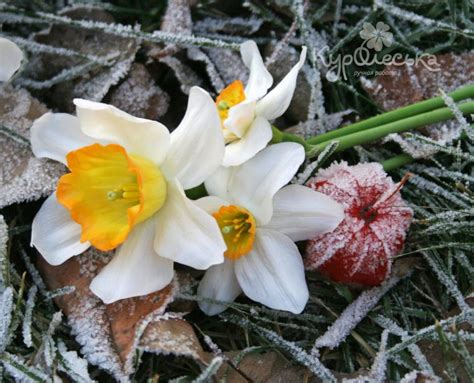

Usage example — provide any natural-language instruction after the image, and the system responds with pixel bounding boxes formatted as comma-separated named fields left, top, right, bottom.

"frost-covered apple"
left=305, top=161, right=413, bottom=286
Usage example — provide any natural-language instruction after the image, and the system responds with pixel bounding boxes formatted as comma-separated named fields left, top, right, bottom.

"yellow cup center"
left=212, top=205, right=256, bottom=260
left=56, top=143, right=167, bottom=251
left=215, top=80, right=246, bottom=143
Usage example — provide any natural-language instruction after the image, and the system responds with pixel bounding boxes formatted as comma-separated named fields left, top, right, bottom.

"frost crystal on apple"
left=305, top=161, right=413, bottom=286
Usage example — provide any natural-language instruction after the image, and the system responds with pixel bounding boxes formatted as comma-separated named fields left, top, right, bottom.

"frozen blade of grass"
left=4, top=35, right=110, bottom=64
left=329, top=13, right=372, bottom=54
left=313, top=274, right=403, bottom=351
left=16, top=61, right=100, bottom=89
left=44, top=286, right=76, bottom=300
left=194, top=16, right=263, bottom=35
left=421, top=251, right=469, bottom=312
left=22, top=285, right=37, bottom=348
left=387, top=310, right=474, bottom=356
left=440, top=89, right=474, bottom=141
left=374, top=0, right=472, bottom=36
left=19, top=247, right=47, bottom=296
left=223, top=314, right=336, bottom=382
left=369, top=331, right=390, bottom=382
left=292, top=141, right=339, bottom=184
left=0, top=287, right=14, bottom=353
left=344, top=331, right=390, bottom=382
left=374, top=316, right=435, bottom=375
left=0, top=10, right=239, bottom=50
left=1, top=352, right=50, bottom=382
left=404, top=133, right=473, bottom=161
left=57, top=341, right=94, bottom=383
left=408, top=176, right=471, bottom=208
left=332, top=0, right=343, bottom=38
left=191, top=356, right=223, bottom=383
left=0, top=125, right=30, bottom=147
left=0, top=215, right=8, bottom=289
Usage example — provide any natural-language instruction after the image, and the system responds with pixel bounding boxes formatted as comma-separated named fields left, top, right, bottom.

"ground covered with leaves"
left=0, top=0, right=473, bottom=382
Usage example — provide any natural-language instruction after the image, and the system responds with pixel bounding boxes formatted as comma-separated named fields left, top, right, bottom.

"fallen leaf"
left=37, top=250, right=205, bottom=381
left=24, top=7, right=139, bottom=112
left=0, top=85, right=64, bottom=208
left=148, top=0, right=193, bottom=59
left=362, top=52, right=474, bottom=158
left=362, top=52, right=474, bottom=112
left=217, top=350, right=364, bottom=383
left=108, top=63, right=170, bottom=121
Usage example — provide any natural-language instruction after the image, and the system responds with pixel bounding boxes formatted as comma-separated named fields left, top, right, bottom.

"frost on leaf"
left=194, top=16, right=263, bottom=35
left=147, top=0, right=192, bottom=59
left=0, top=215, right=8, bottom=290
left=36, top=250, right=205, bottom=380
left=159, top=55, right=204, bottom=94
left=23, top=7, right=139, bottom=111
left=361, top=52, right=474, bottom=158
left=0, top=86, right=64, bottom=208
left=202, top=48, right=249, bottom=89
left=108, top=63, right=170, bottom=120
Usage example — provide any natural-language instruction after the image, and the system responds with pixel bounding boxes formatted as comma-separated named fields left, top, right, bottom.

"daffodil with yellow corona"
left=216, top=41, right=307, bottom=166
left=30, top=87, right=227, bottom=303
left=0, top=37, right=23, bottom=82
left=197, top=143, right=345, bottom=315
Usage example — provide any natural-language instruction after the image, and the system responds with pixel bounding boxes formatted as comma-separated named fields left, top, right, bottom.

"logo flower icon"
left=359, top=21, right=393, bottom=51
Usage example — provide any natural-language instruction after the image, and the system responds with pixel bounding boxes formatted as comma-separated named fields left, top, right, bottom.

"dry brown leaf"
left=417, top=297, right=474, bottom=383
left=362, top=52, right=474, bottom=158
left=108, top=63, right=170, bottom=120
left=148, top=0, right=193, bottom=59
left=0, top=85, right=64, bottom=208
left=217, top=351, right=363, bottom=383
left=37, top=250, right=205, bottom=381
left=362, top=52, right=474, bottom=112
left=25, top=7, right=139, bottom=112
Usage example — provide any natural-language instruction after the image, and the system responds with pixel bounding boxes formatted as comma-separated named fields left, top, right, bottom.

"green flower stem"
left=185, top=183, right=207, bottom=200
left=311, top=101, right=474, bottom=154
left=270, top=126, right=313, bottom=152
left=306, top=83, right=474, bottom=145
left=382, top=154, right=414, bottom=171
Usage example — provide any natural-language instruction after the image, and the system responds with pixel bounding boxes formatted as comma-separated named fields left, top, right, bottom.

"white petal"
left=264, top=184, right=344, bottom=241
left=30, top=113, right=98, bottom=165
left=74, top=99, right=170, bottom=164
left=224, top=100, right=256, bottom=139
left=222, top=116, right=272, bottom=167
left=197, top=259, right=242, bottom=316
left=31, top=194, right=89, bottom=265
left=230, top=142, right=305, bottom=225
left=163, top=87, right=224, bottom=189
left=154, top=180, right=226, bottom=269
left=204, top=166, right=235, bottom=202
left=235, top=228, right=308, bottom=313
left=255, top=46, right=307, bottom=120
left=194, top=196, right=229, bottom=214
left=240, top=41, right=273, bottom=101
left=90, top=219, right=174, bottom=304
left=0, top=38, right=23, bottom=82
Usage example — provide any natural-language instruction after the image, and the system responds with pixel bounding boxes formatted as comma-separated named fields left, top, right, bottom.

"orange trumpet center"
left=56, top=144, right=167, bottom=251
left=212, top=205, right=256, bottom=260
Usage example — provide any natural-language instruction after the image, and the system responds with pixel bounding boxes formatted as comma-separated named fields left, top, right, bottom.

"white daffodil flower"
left=196, top=143, right=345, bottom=315
left=30, top=87, right=227, bottom=304
left=215, top=41, right=307, bottom=167
left=0, top=37, right=23, bottom=82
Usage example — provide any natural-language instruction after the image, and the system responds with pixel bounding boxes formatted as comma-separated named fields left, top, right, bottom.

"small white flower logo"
left=359, top=22, right=393, bottom=52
